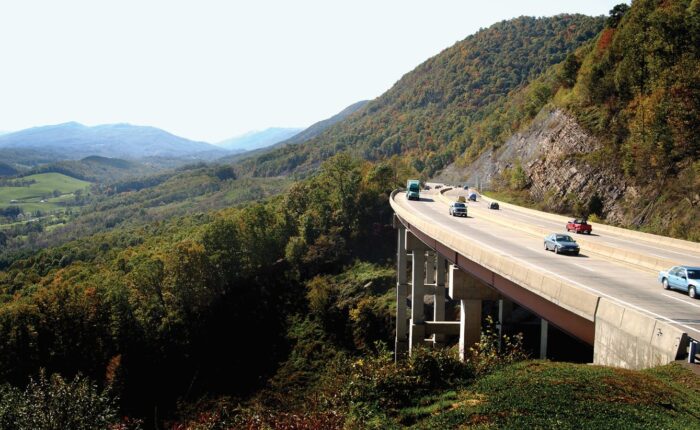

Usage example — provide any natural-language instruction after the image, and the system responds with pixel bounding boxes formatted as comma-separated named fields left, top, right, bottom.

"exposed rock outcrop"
left=434, top=108, right=631, bottom=223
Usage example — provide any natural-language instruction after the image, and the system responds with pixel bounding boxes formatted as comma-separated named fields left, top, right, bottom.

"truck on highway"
left=406, top=179, right=420, bottom=201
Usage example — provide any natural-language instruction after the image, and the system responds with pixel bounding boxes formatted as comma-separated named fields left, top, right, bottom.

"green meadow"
left=0, top=173, right=91, bottom=212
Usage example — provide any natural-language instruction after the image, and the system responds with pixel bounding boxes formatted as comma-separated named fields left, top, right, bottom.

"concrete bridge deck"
left=391, top=185, right=699, bottom=369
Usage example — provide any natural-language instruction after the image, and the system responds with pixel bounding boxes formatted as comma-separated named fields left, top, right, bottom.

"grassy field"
left=407, top=361, right=700, bottom=429
left=0, top=173, right=91, bottom=212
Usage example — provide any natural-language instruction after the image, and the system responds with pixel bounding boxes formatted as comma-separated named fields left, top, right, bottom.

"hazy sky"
left=0, top=1, right=623, bottom=142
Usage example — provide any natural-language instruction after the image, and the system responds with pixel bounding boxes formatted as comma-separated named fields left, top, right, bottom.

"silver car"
left=449, top=202, right=468, bottom=217
left=658, top=266, right=699, bottom=299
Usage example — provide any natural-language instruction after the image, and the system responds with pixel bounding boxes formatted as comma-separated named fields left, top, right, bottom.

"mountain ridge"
left=217, top=127, right=304, bottom=152
left=0, top=122, right=228, bottom=162
left=235, top=14, right=605, bottom=177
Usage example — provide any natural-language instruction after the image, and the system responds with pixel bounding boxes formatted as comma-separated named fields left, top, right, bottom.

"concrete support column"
left=395, top=226, right=409, bottom=359
left=449, top=265, right=500, bottom=362
left=498, top=298, right=513, bottom=351
left=411, top=250, right=426, bottom=323
left=540, top=318, right=548, bottom=359
left=409, top=247, right=426, bottom=354
left=433, top=254, right=446, bottom=344
left=459, top=299, right=482, bottom=361
left=425, top=251, right=436, bottom=286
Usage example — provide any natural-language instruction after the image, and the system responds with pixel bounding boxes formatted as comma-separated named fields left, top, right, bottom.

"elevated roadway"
left=391, top=184, right=699, bottom=369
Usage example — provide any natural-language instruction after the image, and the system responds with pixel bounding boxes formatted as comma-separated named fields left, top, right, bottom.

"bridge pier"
left=498, top=298, right=513, bottom=352
left=449, top=265, right=500, bottom=361
left=433, top=254, right=447, bottom=345
left=540, top=319, right=548, bottom=359
left=395, top=225, right=409, bottom=360
left=404, top=230, right=430, bottom=354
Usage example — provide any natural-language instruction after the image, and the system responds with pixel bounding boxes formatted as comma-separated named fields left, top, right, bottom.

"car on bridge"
left=489, top=202, right=499, bottom=210
left=566, top=218, right=592, bottom=234
left=544, top=233, right=580, bottom=255
left=659, top=266, right=699, bottom=299
left=449, top=202, right=468, bottom=217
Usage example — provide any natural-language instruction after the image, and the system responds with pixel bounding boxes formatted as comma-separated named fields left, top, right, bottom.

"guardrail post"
left=395, top=225, right=409, bottom=360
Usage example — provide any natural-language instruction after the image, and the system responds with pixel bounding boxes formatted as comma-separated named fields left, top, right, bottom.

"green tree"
left=560, top=53, right=581, bottom=88
left=607, top=3, right=630, bottom=28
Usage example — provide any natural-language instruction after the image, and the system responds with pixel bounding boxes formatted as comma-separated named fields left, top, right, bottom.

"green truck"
left=406, top=179, right=420, bottom=201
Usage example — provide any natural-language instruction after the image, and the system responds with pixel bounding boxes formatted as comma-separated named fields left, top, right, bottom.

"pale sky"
left=0, top=1, right=623, bottom=142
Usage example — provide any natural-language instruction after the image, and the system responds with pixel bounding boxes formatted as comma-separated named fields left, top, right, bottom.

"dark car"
left=489, top=202, right=499, bottom=210
left=544, top=233, right=580, bottom=255
left=468, top=192, right=477, bottom=201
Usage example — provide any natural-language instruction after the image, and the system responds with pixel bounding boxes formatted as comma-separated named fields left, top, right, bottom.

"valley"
left=0, top=1, right=698, bottom=429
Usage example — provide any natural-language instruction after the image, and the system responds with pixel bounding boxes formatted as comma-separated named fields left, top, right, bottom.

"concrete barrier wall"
left=436, top=189, right=676, bottom=272
left=594, top=298, right=688, bottom=370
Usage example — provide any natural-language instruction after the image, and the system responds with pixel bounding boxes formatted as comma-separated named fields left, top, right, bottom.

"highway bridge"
left=391, top=184, right=700, bottom=369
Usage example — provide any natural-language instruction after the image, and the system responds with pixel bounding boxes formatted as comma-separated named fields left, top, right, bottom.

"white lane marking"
left=528, top=247, right=544, bottom=253
left=573, top=263, right=597, bottom=273
left=398, top=195, right=700, bottom=335
left=663, top=293, right=700, bottom=309
left=486, top=202, right=700, bottom=259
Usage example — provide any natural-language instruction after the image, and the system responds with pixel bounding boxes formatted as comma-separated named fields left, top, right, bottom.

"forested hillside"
left=236, top=14, right=605, bottom=177
left=554, top=0, right=700, bottom=237
left=0, top=154, right=405, bottom=427
left=463, top=0, right=700, bottom=240
left=1, top=3, right=699, bottom=429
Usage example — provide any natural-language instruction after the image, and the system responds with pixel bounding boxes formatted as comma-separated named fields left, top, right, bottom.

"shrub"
left=466, top=316, right=528, bottom=376
left=0, top=370, right=121, bottom=430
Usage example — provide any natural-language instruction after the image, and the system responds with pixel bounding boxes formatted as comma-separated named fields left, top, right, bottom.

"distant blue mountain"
left=278, top=101, right=368, bottom=146
left=217, top=127, right=303, bottom=152
left=0, top=122, right=228, bottom=161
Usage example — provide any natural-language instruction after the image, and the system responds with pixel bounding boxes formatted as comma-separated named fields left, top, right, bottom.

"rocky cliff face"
left=435, top=108, right=632, bottom=223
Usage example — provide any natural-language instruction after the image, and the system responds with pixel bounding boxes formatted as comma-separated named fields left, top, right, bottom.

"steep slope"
left=0, top=122, right=228, bottom=162
left=551, top=0, right=700, bottom=238
left=237, top=15, right=605, bottom=177
left=217, top=127, right=303, bottom=152
left=444, top=0, right=700, bottom=240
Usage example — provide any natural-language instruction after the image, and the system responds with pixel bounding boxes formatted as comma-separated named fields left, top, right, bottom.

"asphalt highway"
left=394, top=185, right=700, bottom=338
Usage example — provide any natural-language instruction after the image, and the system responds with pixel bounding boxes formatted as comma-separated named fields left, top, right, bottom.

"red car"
left=566, top=219, right=592, bottom=234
